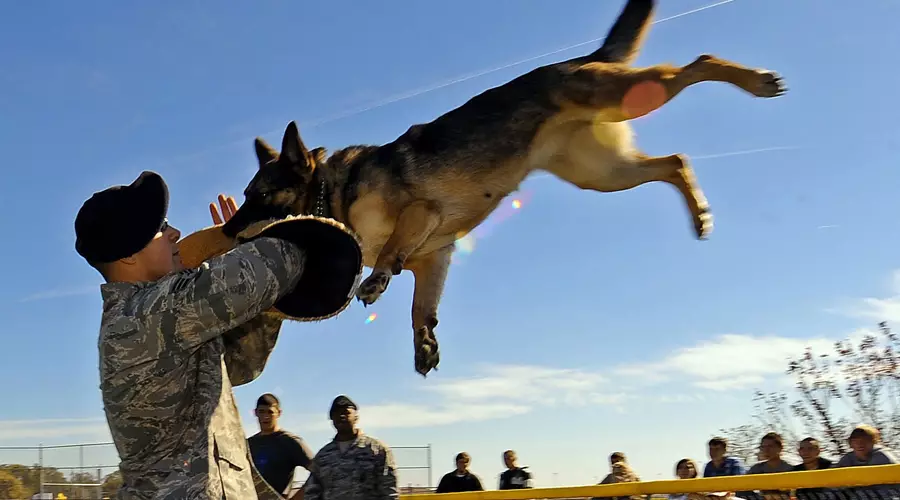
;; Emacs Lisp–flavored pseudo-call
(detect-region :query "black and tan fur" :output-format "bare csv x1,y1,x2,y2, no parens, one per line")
222,0,787,377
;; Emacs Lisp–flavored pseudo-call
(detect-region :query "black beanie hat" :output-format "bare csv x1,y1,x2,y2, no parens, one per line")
329,395,357,415
74,171,169,264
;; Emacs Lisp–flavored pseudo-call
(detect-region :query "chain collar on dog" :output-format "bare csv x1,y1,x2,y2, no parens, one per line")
313,177,328,218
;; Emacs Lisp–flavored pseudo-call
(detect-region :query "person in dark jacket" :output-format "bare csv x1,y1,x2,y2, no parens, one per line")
792,437,833,500
436,452,484,493
499,450,533,490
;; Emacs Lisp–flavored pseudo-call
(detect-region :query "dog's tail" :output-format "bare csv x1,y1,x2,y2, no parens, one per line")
587,0,656,64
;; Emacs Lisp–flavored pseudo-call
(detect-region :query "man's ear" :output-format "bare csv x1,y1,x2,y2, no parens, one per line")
254,138,278,168
280,121,314,175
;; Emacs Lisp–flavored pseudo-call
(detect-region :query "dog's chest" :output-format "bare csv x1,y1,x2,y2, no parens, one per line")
347,194,396,265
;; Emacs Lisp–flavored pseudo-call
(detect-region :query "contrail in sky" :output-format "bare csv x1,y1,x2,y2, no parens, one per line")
164,0,741,165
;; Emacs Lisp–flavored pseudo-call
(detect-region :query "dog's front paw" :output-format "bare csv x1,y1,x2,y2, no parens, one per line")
414,326,440,377
751,70,787,98
355,271,390,306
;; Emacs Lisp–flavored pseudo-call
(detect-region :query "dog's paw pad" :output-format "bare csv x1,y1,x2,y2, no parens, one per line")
355,272,390,306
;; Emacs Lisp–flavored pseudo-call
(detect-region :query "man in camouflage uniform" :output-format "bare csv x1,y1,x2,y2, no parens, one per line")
74,171,305,500
303,396,398,500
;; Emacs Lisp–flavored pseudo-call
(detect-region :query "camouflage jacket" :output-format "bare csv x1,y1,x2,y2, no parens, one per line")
98,237,305,500
304,433,399,500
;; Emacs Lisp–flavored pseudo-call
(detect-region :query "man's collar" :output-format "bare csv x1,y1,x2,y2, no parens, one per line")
100,281,139,303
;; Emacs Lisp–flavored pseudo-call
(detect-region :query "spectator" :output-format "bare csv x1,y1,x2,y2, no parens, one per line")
676,458,698,479
703,437,746,477
499,450,533,490
594,453,641,500
746,433,792,500
835,425,898,467
792,437,832,500
669,459,698,500
436,452,484,493
247,393,315,500
303,395,398,500
748,433,793,474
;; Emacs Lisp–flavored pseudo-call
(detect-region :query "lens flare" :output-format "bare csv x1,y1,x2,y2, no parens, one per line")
451,191,532,265
365,313,377,324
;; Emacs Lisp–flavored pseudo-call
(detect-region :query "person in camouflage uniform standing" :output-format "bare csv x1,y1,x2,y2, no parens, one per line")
303,396,399,500
74,171,361,500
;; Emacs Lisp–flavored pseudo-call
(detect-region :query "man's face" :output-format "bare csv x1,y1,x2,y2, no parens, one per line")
760,438,782,460
504,452,516,469
708,444,725,460
134,220,183,279
255,404,280,431
797,441,819,463
456,456,470,473
850,436,874,459
331,405,358,432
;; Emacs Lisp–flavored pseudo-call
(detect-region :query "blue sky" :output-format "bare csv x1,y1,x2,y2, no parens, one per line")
2,0,900,490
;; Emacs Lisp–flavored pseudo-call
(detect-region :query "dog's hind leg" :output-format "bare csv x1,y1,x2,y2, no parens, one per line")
355,200,442,307
406,244,453,377
562,54,786,122
547,130,711,238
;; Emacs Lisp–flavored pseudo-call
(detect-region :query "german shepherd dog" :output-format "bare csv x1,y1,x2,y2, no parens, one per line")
222,0,786,377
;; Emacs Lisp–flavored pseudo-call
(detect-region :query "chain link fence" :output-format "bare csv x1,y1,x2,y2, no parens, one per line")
2,442,433,499
0,442,119,499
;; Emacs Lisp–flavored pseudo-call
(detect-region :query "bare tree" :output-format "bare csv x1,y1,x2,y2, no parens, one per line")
718,424,763,466
746,322,899,457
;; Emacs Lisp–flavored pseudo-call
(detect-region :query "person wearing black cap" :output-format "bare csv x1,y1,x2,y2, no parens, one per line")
74,170,358,500
303,395,398,500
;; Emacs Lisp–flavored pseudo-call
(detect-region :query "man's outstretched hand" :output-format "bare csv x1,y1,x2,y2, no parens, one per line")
210,194,238,225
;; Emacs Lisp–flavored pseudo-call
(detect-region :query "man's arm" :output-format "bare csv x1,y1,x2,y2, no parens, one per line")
376,447,399,499
472,475,484,491
127,237,304,355
223,313,284,387
287,434,316,471
303,472,321,500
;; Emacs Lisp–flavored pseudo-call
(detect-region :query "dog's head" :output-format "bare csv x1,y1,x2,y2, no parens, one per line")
222,121,327,238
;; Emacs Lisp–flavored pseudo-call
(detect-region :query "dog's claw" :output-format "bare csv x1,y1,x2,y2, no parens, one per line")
752,70,787,98
695,210,713,240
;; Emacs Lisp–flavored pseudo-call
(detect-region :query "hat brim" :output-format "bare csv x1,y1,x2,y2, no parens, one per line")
177,215,364,323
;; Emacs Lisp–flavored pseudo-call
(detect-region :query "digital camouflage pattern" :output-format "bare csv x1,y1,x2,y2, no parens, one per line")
304,433,399,500
98,237,305,500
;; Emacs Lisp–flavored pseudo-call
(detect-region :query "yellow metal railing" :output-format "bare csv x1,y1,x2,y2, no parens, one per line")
400,464,900,499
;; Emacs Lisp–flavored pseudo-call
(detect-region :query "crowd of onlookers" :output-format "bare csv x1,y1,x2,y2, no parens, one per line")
426,425,899,499
246,392,898,500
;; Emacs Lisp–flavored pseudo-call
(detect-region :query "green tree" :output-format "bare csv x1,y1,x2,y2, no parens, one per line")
0,469,27,500
101,471,123,497
0,464,66,497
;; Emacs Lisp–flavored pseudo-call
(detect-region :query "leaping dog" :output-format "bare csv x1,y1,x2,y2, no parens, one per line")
221,0,787,377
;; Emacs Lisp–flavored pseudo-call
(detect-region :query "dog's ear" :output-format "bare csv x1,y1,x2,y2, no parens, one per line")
280,121,314,174
254,137,279,168
310,147,328,165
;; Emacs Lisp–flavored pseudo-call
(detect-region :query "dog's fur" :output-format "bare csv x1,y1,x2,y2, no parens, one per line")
222,0,787,377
